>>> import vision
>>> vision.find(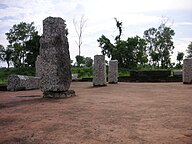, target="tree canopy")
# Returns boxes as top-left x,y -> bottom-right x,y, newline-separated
186,41 -> 192,58
0,45 -> 14,68
98,18 -> 176,69
176,52 -> 184,68
75,55 -> 93,67
98,18 -> 148,69
5,22 -> 39,68
144,22 -> 175,68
